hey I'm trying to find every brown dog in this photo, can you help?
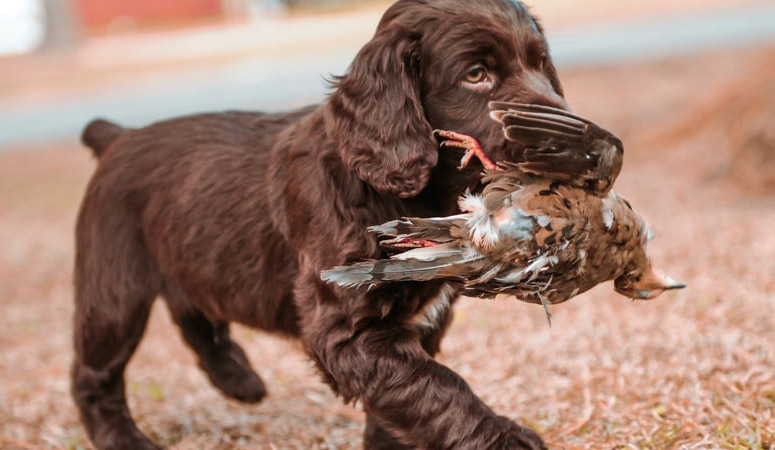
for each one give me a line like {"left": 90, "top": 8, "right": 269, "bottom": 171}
{"left": 72, "top": 0, "right": 567, "bottom": 448}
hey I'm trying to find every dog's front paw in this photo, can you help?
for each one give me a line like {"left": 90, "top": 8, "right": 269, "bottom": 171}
{"left": 493, "top": 416, "right": 546, "bottom": 450}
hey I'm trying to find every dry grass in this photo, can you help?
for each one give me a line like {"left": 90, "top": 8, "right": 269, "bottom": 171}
{"left": 1, "top": 46, "right": 775, "bottom": 449}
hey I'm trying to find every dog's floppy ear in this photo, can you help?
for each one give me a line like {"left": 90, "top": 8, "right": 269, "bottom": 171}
{"left": 325, "top": 23, "right": 437, "bottom": 198}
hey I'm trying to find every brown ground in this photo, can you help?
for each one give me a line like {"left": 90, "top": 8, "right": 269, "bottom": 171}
{"left": 1, "top": 45, "right": 774, "bottom": 449}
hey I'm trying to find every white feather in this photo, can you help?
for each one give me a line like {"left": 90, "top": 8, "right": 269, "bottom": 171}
{"left": 495, "top": 254, "right": 558, "bottom": 283}
{"left": 458, "top": 192, "right": 484, "bottom": 213}
{"left": 602, "top": 204, "right": 614, "bottom": 230}
{"left": 536, "top": 215, "right": 551, "bottom": 228}
{"left": 460, "top": 194, "right": 501, "bottom": 249}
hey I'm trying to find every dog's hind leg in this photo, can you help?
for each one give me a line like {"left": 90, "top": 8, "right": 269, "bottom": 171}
{"left": 162, "top": 284, "right": 267, "bottom": 403}
{"left": 71, "top": 199, "right": 163, "bottom": 450}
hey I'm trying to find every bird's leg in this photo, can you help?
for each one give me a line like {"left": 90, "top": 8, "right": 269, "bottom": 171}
{"left": 433, "top": 130, "right": 499, "bottom": 171}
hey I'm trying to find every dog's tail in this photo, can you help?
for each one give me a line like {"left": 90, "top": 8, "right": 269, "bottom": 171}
{"left": 81, "top": 119, "right": 124, "bottom": 157}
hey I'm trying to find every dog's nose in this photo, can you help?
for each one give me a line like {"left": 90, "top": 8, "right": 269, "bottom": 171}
{"left": 489, "top": 96, "right": 568, "bottom": 114}
{"left": 520, "top": 71, "right": 569, "bottom": 111}
{"left": 521, "top": 93, "right": 569, "bottom": 112}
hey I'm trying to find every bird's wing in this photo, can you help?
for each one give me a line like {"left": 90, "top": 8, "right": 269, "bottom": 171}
{"left": 320, "top": 243, "right": 491, "bottom": 287}
{"left": 489, "top": 102, "right": 624, "bottom": 195}
{"left": 369, "top": 215, "right": 468, "bottom": 249}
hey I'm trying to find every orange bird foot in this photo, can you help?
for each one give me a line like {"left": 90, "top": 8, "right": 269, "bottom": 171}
{"left": 434, "top": 130, "right": 499, "bottom": 171}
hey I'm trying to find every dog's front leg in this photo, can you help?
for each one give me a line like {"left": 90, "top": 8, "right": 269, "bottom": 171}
{"left": 296, "top": 277, "right": 545, "bottom": 450}
{"left": 363, "top": 286, "right": 456, "bottom": 450}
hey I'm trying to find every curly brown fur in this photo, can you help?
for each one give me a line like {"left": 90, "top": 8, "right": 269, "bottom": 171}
{"left": 72, "top": 1, "right": 567, "bottom": 448}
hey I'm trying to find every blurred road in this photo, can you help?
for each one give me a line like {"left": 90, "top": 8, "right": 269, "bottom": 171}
{"left": 1, "top": 2, "right": 775, "bottom": 149}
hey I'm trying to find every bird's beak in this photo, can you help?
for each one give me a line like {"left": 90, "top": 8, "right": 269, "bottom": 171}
{"left": 658, "top": 274, "right": 687, "bottom": 291}
{"left": 615, "top": 271, "right": 686, "bottom": 300}
{"left": 664, "top": 281, "right": 687, "bottom": 290}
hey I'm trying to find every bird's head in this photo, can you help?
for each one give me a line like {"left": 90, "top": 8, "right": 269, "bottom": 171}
{"left": 614, "top": 240, "right": 685, "bottom": 300}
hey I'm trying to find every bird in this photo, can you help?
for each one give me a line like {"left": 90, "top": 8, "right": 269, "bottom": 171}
{"left": 321, "top": 102, "right": 685, "bottom": 324}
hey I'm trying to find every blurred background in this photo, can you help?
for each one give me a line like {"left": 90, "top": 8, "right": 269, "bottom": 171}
{"left": 1, "top": 0, "right": 774, "bottom": 449}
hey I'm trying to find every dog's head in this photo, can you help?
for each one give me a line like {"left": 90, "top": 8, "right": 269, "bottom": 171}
{"left": 325, "top": 0, "right": 567, "bottom": 198}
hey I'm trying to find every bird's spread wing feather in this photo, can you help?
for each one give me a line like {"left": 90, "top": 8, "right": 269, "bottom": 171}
{"left": 489, "top": 102, "right": 624, "bottom": 195}
{"left": 369, "top": 216, "right": 467, "bottom": 248}
{"left": 320, "top": 243, "right": 488, "bottom": 287}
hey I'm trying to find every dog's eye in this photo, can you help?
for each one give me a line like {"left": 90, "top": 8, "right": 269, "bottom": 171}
{"left": 538, "top": 52, "right": 548, "bottom": 70}
{"left": 464, "top": 67, "right": 488, "bottom": 84}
